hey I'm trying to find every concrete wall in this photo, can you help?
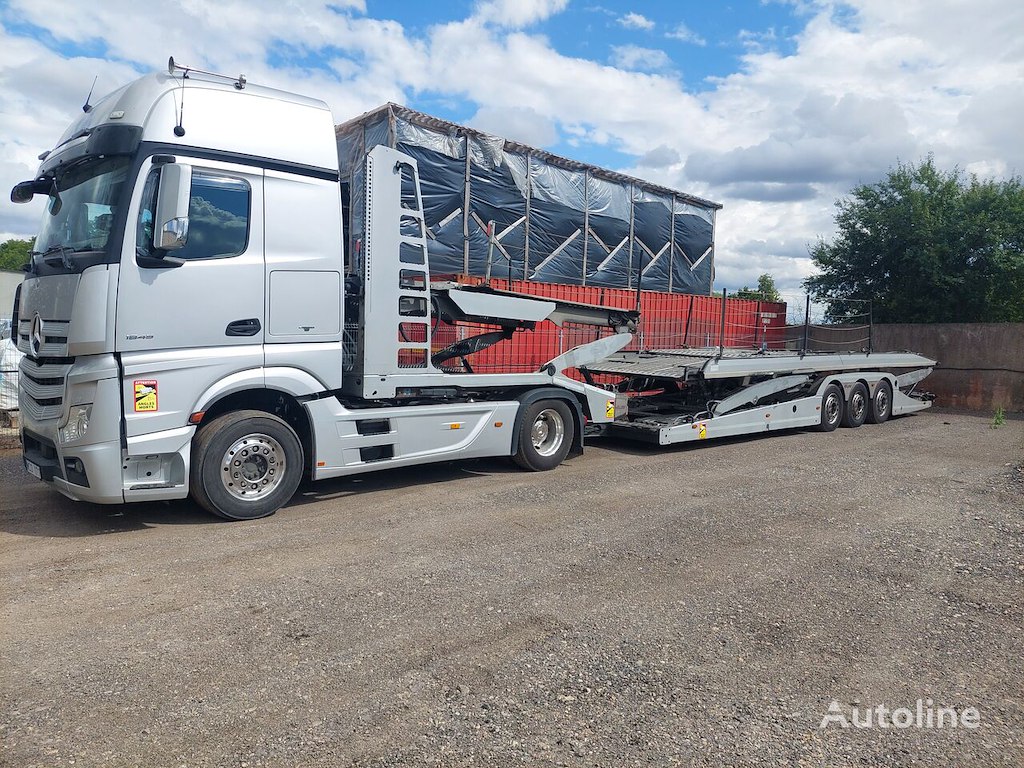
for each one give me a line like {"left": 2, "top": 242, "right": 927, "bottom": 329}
{"left": 0, "top": 270, "right": 23, "bottom": 321}
{"left": 872, "top": 323, "right": 1024, "bottom": 414}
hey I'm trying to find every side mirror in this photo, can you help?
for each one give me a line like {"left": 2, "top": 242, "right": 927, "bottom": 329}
{"left": 10, "top": 178, "right": 51, "bottom": 204}
{"left": 154, "top": 163, "right": 192, "bottom": 250}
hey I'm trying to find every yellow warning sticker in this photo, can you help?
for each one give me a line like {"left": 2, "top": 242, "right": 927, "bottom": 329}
{"left": 698, "top": 423, "right": 707, "bottom": 440}
{"left": 134, "top": 380, "right": 158, "bottom": 412}
{"left": 605, "top": 399, "right": 615, "bottom": 419}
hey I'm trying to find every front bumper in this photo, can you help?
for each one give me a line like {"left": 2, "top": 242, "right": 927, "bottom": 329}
{"left": 23, "top": 428, "right": 126, "bottom": 504}
{"left": 23, "top": 424, "right": 196, "bottom": 505}
{"left": 20, "top": 354, "right": 195, "bottom": 505}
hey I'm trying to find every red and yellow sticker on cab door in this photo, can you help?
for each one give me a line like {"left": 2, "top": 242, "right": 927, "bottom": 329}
{"left": 133, "top": 380, "right": 158, "bottom": 412}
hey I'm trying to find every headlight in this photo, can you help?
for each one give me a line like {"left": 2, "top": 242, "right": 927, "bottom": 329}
{"left": 59, "top": 404, "right": 93, "bottom": 444}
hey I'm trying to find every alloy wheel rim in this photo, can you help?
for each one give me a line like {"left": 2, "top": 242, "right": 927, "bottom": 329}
{"left": 825, "top": 393, "right": 841, "bottom": 424}
{"left": 851, "top": 392, "right": 866, "bottom": 420}
{"left": 220, "top": 433, "right": 286, "bottom": 501}
{"left": 531, "top": 409, "right": 565, "bottom": 457}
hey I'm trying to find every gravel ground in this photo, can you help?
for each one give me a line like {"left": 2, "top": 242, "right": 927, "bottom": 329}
{"left": 1, "top": 409, "right": 1022, "bottom": 767}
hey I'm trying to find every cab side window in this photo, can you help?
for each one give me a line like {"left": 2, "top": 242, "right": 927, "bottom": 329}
{"left": 136, "top": 170, "right": 159, "bottom": 252}
{"left": 136, "top": 168, "right": 251, "bottom": 261}
{"left": 176, "top": 174, "right": 251, "bottom": 260}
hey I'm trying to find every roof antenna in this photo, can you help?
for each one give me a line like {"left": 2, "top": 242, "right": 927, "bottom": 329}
{"left": 82, "top": 75, "right": 98, "bottom": 113}
{"left": 169, "top": 57, "right": 187, "bottom": 137}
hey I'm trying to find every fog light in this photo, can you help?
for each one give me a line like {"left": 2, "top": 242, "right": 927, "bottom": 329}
{"left": 63, "top": 456, "right": 89, "bottom": 487}
{"left": 59, "top": 404, "right": 93, "bottom": 443}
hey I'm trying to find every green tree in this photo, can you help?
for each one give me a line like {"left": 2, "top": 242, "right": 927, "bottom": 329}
{"left": 0, "top": 238, "right": 34, "bottom": 272}
{"left": 735, "top": 273, "right": 782, "bottom": 303}
{"left": 805, "top": 157, "right": 1024, "bottom": 322}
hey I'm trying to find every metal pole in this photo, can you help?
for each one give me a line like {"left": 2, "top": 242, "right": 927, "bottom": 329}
{"left": 582, "top": 170, "right": 589, "bottom": 286}
{"left": 867, "top": 299, "right": 873, "bottom": 354}
{"left": 484, "top": 220, "right": 495, "bottom": 282}
{"left": 627, "top": 183, "right": 636, "bottom": 291}
{"left": 801, "top": 294, "right": 811, "bottom": 356}
{"left": 668, "top": 199, "right": 676, "bottom": 294}
{"left": 463, "top": 134, "right": 471, "bottom": 275}
{"left": 755, "top": 299, "right": 762, "bottom": 349}
{"left": 709, "top": 209, "right": 717, "bottom": 296}
{"left": 682, "top": 294, "right": 693, "bottom": 347}
{"left": 717, "top": 288, "right": 728, "bottom": 359}
{"left": 634, "top": 208, "right": 643, "bottom": 314}
{"left": 523, "top": 153, "right": 532, "bottom": 281}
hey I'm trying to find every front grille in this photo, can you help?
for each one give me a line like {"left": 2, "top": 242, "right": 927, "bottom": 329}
{"left": 19, "top": 355, "right": 74, "bottom": 422}
{"left": 16, "top": 315, "right": 73, "bottom": 422}
{"left": 17, "top": 318, "right": 71, "bottom": 358}
{"left": 22, "top": 371, "right": 64, "bottom": 386}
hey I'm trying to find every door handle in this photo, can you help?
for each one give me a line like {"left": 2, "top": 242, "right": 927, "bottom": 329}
{"left": 225, "top": 318, "right": 261, "bottom": 337}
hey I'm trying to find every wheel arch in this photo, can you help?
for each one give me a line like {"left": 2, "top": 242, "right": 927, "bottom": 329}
{"left": 870, "top": 372, "right": 898, "bottom": 394}
{"left": 511, "top": 387, "right": 584, "bottom": 458}
{"left": 191, "top": 368, "right": 326, "bottom": 480}
{"left": 814, "top": 372, "right": 897, "bottom": 398}
{"left": 195, "top": 388, "right": 314, "bottom": 479}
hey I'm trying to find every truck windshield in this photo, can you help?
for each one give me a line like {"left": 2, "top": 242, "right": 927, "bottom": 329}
{"left": 34, "top": 156, "right": 131, "bottom": 255}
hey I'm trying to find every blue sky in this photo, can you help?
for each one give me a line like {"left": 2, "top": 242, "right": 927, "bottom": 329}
{"left": 1, "top": 0, "right": 1021, "bottom": 304}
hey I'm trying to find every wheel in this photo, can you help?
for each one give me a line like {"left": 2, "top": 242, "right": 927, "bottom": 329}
{"left": 867, "top": 380, "right": 892, "bottom": 424}
{"left": 190, "top": 410, "right": 303, "bottom": 520}
{"left": 815, "top": 383, "right": 845, "bottom": 432}
{"left": 512, "top": 399, "right": 574, "bottom": 471}
{"left": 842, "top": 382, "right": 869, "bottom": 428}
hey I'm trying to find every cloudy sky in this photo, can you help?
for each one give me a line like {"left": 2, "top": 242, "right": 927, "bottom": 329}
{"left": 1, "top": 0, "right": 1021, "bottom": 303}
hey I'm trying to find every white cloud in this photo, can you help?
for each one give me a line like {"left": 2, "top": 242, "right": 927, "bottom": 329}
{"left": 637, "top": 145, "right": 681, "bottom": 168}
{"left": 609, "top": 44, "right": 674, "bottom": 73}
{"left": 617, "top": 12, "right": 655, "bottom": 31}
{"left": 738, "top": 27, "right": 778, "bottom": 52}
{"left": 425, "top": 25, "right": 706, "bottom": 142}
{"left": 473, "top": 0, "right": 569, "bottom": 28}
{"left": 686, "top": 93, "right": 916, "bottom": 187}
{"left": 665, "top": 22, "right": 706, "bottom": 46}
{"left": 468, "top": 105, "right": 558, "bottom": 147}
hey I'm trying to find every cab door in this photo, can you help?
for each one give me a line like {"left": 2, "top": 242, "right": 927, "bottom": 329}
{"left": 116, "top": 156, "right": 265, "bottom": 437}
{"left": 116, "top": 156, "right": 265, "bottom": 354}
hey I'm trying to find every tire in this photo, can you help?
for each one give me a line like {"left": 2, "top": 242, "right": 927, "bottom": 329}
{"left": 190, "top": 410, "right": 303, "bottom": 520}
{"left": 512, "top": 399, "right": 575, "bottom": 471}
{"left": 867, "top": 380, "right": 893, "bottom": 424}
{"left": 842, "top": 382, "right": 870, "bottom": 428}
{"left": 815, "top": 383, "right": 845, "bottom": 432}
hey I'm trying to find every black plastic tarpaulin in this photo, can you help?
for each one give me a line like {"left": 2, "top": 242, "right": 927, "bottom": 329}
{"left": 336, "top": 103, "right": 720, "bottom": 294}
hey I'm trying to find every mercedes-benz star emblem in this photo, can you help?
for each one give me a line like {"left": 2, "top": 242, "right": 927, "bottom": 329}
{"left": 30, "top": 313, "right": 44, "bottom": 356}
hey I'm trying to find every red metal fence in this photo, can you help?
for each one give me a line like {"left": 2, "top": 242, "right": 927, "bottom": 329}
{"left": 433, "top": 277, "right": 788, "bottom": 374}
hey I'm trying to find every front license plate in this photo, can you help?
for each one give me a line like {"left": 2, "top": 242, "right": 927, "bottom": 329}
{"left": 26, "top": 461, "right": 42, "bottom": 480}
